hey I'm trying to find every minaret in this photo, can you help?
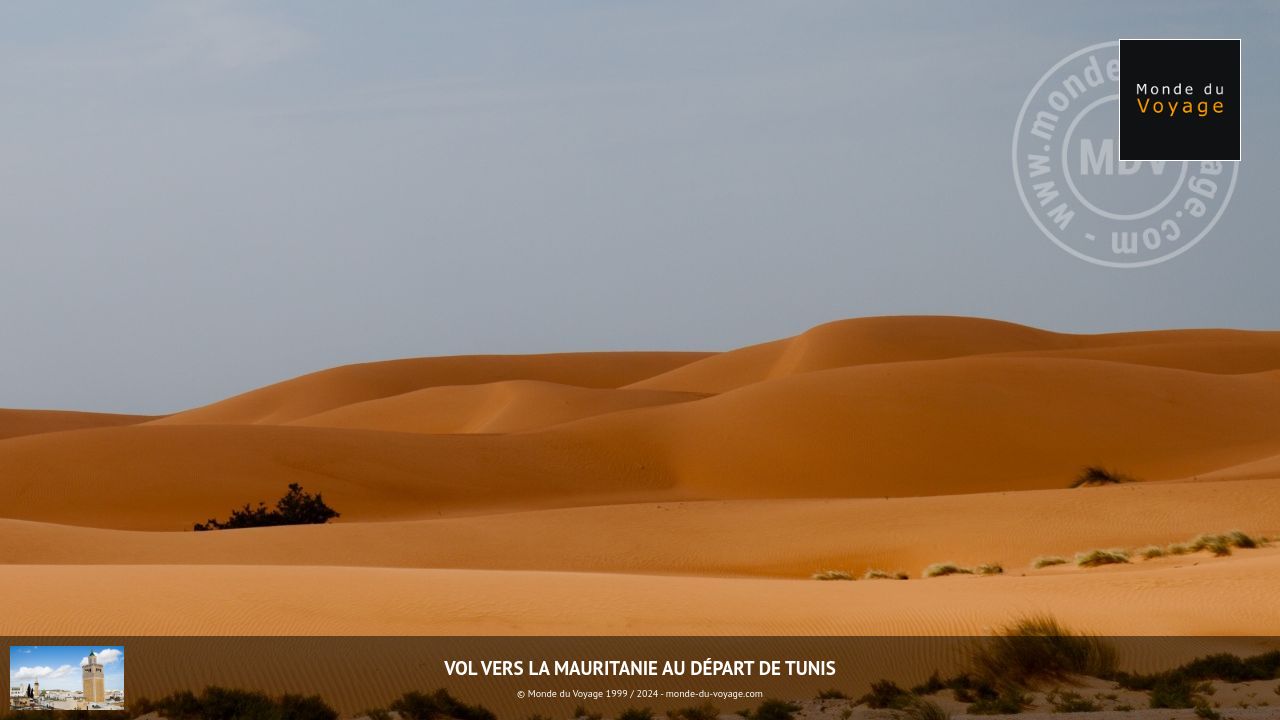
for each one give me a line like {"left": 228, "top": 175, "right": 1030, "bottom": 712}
{"left": 82, "top": 652, "right": 105, "bottom": 703}
{"left": 33, "top": 680, "right": 39, "bottom": 697}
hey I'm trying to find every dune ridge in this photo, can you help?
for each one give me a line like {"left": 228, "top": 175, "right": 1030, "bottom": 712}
{"left": 3, "top": 316, "right": 1280, "bottom": 637}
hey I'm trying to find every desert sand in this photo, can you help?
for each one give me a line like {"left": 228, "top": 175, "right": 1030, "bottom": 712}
{"left": 3, "top": 316, "right": 1280, "bottom": 639}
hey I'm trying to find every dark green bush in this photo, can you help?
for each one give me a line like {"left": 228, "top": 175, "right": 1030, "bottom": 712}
{"left": 194, "top": 483, "right": 340, "bottom": 531}
{"left": 857, "top": 679, "right": 912, "bottom": 709}
{"left": 966, "top": 688, "right": 1028, "bottom": 715}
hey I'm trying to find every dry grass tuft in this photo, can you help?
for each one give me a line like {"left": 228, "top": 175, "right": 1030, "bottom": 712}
{"left": 862, "top": 569, "right": 909, "bottom": 580}
{"left": 923, "top": 562, "right": 974, "bottom": 578}
{"left": 1075, "top": 548, "right": 1130, "bottom": 568}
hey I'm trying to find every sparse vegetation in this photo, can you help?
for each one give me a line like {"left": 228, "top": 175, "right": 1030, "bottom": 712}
{"left": 1070, "top": 465, "right": 1134, "bottom": 488}
{"left": 1195, "top": 703, "right": 1224, "bottom": 719}
{"left": 617, "top": 707, "right": 654, "bottom": 720}
{"left": 749, "top": 700, "right": 800, "bottom": 720}
{"left": 393, "top": 690, "right": 497, "bottom": 720}
{"left": 923, "top": 562, "right": 973, "bottom": 578}
{"left": 1190, "top": 533, "right": 1233, "bottom": 556}
{"left": 194, "top": 483, "right": 340, "bottom": 531}
{"left": 1138, "top": 544, "right": 1166, "bottom": 559}
{"left": 903, "top": 698, "right": 951, "bottom": 720}
{"left": 573, "top": 705, "right": 603, "bottom": 720}
{"left": 862, "top": 568, "right": 909, "bottom": 580}
{"left": 810, "top": 569, "right": 854, "bottom": 581}
{"left": 1031, "top": 555, "right": 1068, "bottom": 569}
{"left": 815, "top": 689, "right": 848, "bottom": 700}
{"left": 975, "top": 562, "right": 1004, "bottom": 576}
{"left": 1075, "top": 548, "right": 1130, "bottom": 567}
{"left": 970, "top": 615, "right": 1117, "bottom": 687}
{"left": 965, "top": 688, "right": 1029, "bottom": 715}
{"left": 857, "top": 679, "right": 913, "bottom": 710}
{"left": 1046, "top": 689, "right": 1102, "bottom": 712}
{"left": 910, "top": 672, "right": 946, "bottom": 696}
{"left": 131, "top": 686, "right": 339, "bottom": 720}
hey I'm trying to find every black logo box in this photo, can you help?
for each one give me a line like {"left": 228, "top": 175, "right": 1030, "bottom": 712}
{"left": 1119, "top": 38, "right": 1241, "bottom": 161}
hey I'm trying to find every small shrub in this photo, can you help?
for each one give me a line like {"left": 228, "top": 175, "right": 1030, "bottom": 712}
{"left": 970, "top": 615, "right": 1118, "bottom": 687}
{"left": 1191, "top": 534, "right": 1232, "bottom": 556}
{"left": 857, "top": 679, "right": 912, "bottom": 709}
{"left": 975, "top": 562, "right": 1004, "bottom": 576}
{"left": 815, "top": 689, "right": 848, "bottom": 699}
{"left": 1075, "top": 548, "right": 1130, "bottom": 567}
{"left": 1148, "top": 675, "right": 1198, "bottom": 709}
{"left": 1195, "top": 703, "right": 1223, "bottom": 719}
{"left": 617, "top": 707, "right": 653, "bottom": 720}
{"left": 862, "top": 568, "right": 909, "bottom": 580}
{"left": 194, "top": 483, "right": 340, "bottom": 531}
{"left": 903, "top": 698, "right": 951, "bottom": 720}
{"left": 1071, "top": 466, "right": 1133, "bottom": 488}
{"left": 911, "top": 671, "right": 947, "bottom": 696}
{"left": 1227, "top": 529, "right": 1260, "bottom": 549}
{"left": 751, "top": 699, "right": 800, "bottom": 720}
{"left": 1139, "top": 544, "right": 1166, "bottom": 560}
{"left": 1167, "top": 542, "right": 1193, "bottom": 555}
{"left": 923, "top": 562, "right": 973, "bottom": 578}
{"left": 574, "top": 705, "right": 603, "bottom": 720}
{"left": 1046, "top": 689, "right": 1101, "bottom": 712}
{"left": 811, "top": 569, "right": 854, "bottom": 581}
{"left": 1031, "top": 555, "right": 1068, "bottom": 569}
{"left": 966, "top": 688, "right": 1028, "bottom": 715}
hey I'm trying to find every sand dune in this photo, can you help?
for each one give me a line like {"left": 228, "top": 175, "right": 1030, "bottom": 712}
{"left": 5, "top": 356, "right": 1280, "bottom": 530}
{"left": 629, "top": 316, "right": 1280, "bottom": 393}
{"left": 3, "top": 553, "right": 1279, "bottom": 636}
{"left": 635, "top": 358, "right": 1280, "bottom": 498}
{"left": 0, "top": 423, "right": 674, "bottom": 530}
{"left": 290, "top": 380, "right": 705, "bottom": 434}
{"left": 5, "top": 478, "right": 1278, "bottom": 578}
{"left": 0, "top": 408, "right": 152, "bottom": 441}
{"left": 151, "top": 351, "right": 710, "bottom": 425}
{"left": 4, "top": 316, "right": 1280, "bottom": 641}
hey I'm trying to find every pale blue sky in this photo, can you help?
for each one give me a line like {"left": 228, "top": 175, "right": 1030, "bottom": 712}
{"left": 9, "top": 646, "right": 124, "bottom": 692}
{"left": 2, "top": 1, "right": 1277, "bottom": 414}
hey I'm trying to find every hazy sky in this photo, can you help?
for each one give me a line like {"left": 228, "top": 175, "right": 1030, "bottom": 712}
{"left": 2, "top": 1, "right": 1277, "bottom": 414}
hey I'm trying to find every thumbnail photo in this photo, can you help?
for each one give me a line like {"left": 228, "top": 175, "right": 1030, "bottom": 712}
{"left": 8, "top": 647, "right": 124, "bottom": 712}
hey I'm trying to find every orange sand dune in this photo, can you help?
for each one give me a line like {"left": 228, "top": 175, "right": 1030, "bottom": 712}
{"left": 5, "top": 316, "right": 1280, "bottom": 641}
{"left": 0, "top": 423, "right": 672, "bottom": 530}
{"left": 4, "top": 357, "right": 1280, "bottom": 530}
{"left": 152, "top": 351, "right": 710, "bottom": 425}
{"left": 620, "top": 357, "right": 1280, "bottom": 499}
{"left": 0, "top": 408, "right": 153, "bottom": 441}
{"left": 629, "top": 316, "right": 1280, "bottom": 393}
{"left": 992, "top": 339, "right": 1280, "bottom": 375}
{"left": 5, "top": 478, "right": 1277, "bottom": 578}
{"left": 290, "top": 380, "right": 705, "bottom": 434}
{"left": 3, "top": 553, "right": 1279, "bottom": 636}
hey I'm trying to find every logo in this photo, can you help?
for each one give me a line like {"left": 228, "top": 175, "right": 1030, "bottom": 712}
{"left": 1012, "top": 41, "right": 1237, "bottom": 268}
